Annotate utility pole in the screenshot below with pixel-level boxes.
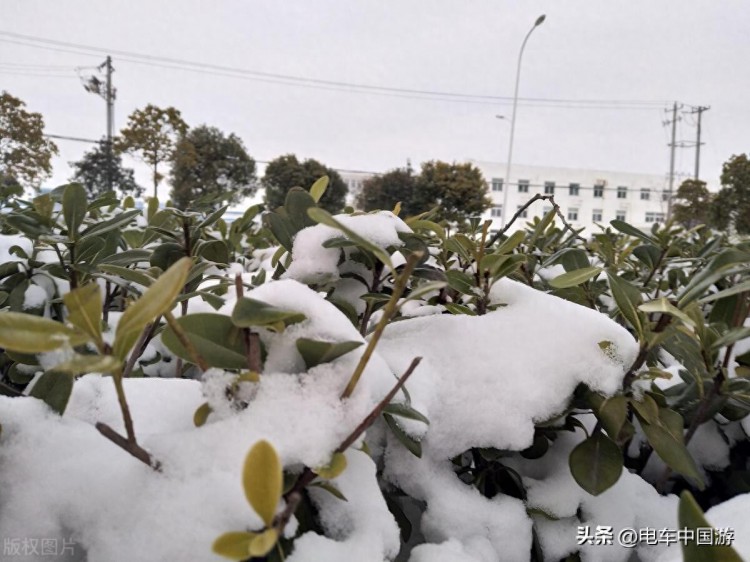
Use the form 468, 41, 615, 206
81, 56, 116, 192
689, 105, 710, 180
664, 101, 681, 221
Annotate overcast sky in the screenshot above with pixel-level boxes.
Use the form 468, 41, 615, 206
2, 0, 748, 197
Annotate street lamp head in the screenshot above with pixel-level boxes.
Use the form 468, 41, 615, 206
535, 14, 546, 27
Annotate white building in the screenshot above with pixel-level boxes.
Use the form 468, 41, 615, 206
470, 160, 671, 232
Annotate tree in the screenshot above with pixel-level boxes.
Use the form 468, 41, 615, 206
117, 104, 188, 198
263, 154, 347, 213
712, 154, 750, 234
70, 140, 143, 199
672, 179, 713, 228
0, 91, 58, 191
415, 160, 492, 224
170, 125, 256, 210
356, 166, 421, 215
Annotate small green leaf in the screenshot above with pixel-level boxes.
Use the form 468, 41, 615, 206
232, 298, 306, 331
62, 183, 88, 238
610, 220, 658, 243
568, 431, 623, 496
80, 209, 140, 240
630, 394, 660, 425
494, 230, 526, 255
264, 212, 295, 252
316, 451, 348, 479
29, 371, 74, 415
310, 480, 348, 501
194, 402, 212, 427
307, 207, 394, 272
52, 353, 121, 375
679, 491, 743, 561
198, 240, 230, 264
606, 271, 643, 335
384, 413, 422, 457
0, 312, 90, 353
198, 205, 228, 229
638, 297, 696, 328
309, 175, 329, 203
162, 313, 248, 369
443, 303, 476, 316
640, 420, 704, 489
549, 266, 603, 289
445, 269, 475, 295
212, 531, 257, 561
63, 283, 103, 346
596, 395, 629, 440
711, 326, 750, 351
401, 281, 447, 304
113, 257, 192, 360
285, 187, 318, 232
248, 528, 278, 557
243, 440, 283, 527
383, 402, 430, 425
295, 338, 363, 369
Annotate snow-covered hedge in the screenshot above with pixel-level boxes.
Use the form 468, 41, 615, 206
0, 181, 749, 561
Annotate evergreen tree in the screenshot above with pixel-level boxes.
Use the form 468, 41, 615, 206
70, 140, 142, 199
672, 179, 713, 228
712, 154, 750, 234
263, 154, 347, 213
356, 166, 420, 216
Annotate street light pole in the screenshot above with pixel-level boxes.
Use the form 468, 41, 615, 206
501, 14, 546, 228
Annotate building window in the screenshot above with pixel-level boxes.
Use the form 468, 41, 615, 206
568, 208, 578, 221
616, 211, 626, 221
517, 205, 528, 218
491, 178, 503, 192
640, 188, 650, 201
544, 181, 555, 195
569, 183, 580, 196
645, 212, 665, 224
592, 209, 603, 222
490, 205, 503, 218
662, 191, 671, 201
518, 180, 530, 193
593, 184, 604, 198
617, 186, 627, 199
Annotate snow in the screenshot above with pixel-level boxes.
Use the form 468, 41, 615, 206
22, 284, 48, 310
0, 233, 33, 263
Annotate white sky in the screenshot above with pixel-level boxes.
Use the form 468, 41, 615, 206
2, 0, 748, 198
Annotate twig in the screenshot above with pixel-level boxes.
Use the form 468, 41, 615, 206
121, 319, 159, 378
235, 274, 262, 372
341, 254, 421, 399
95, 422, 161, 471
164, 311, 209, 372
274, 357, 422, 535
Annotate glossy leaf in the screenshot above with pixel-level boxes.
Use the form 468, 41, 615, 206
29, 371, 74, 415
63, 283, 103, 345
295, 338, 362, 369
212, 531, 257, 561
232, 298, 306, 331
383, 402, 430, 425
309, 175, 329, 203
679, 491, 743, 561
316, 452, 348, 479
162, 313, 248, 369
113, 257, 192, 360
384, 413, 422, 457
0, 312, 90, 353
62, 183, 87, 237
568, 432, 623, 496
242, 440, 283, 527
640, 420, 704, 489
549, 266, 602, 289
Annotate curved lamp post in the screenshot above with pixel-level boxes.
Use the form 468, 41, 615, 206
501, 14, 546, 228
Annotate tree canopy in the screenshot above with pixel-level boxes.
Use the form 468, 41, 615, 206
117, 104, 188, 198
263, 154, 347, 213
70, 140, 143, 199
415, 160, 491, 224
170, 125, 257, 210
713, 154, 750, 234
356, 166, 419, 216
0, 91, 58, 191
672, 179, 713, 229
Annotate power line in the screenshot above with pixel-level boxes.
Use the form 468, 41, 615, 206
0, 30, 670, 110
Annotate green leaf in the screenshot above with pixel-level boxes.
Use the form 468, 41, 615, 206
98, 265, 155, 287
640, 420, 704, 489
162, 313, 248, 369
638, 297, 696, 328
193, 402, 212, 427
443, 302, 476, 316
383, 402, 430, 425
596, 395, 629, 440
494, 230, 526, 255
307, 207, 394, 272
248, 529, 278, 557
568, 431, 623, 496
384, 413, 422, 457
630, 394, 660, 425
549, 266, 603, 289
232, 298, 306, 331
699, 279, 750, 304
678, 248, 750, 306
62, 183, 88, 238
295, 338, 362, 369
212, 531, 257, 561
264, 212, 295, 251
63, 283, 103, 346
242, 440, 283, 527
29, 371, 74, 415
316, 451, 348, 479
632, 244, 663, 269
113, 257, 192, 360
309, 175, 329, 203
679, 491, 743, 561
80, 209, 140, 240
198, 205, 228, 229
445, 269, 475, 295
0, 312, 90, 353
52, 353, 121, 375
285, 187, 318, 232
401, 281, 447, 304
711, 326, 750, 350
150, 242, 188, 271
198, 240, 229, 264
610, 220, 658, 244
606, 271, 643, 335
488, 254, 526, 279
310, 480, 348, 501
